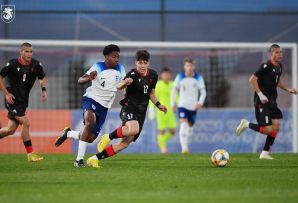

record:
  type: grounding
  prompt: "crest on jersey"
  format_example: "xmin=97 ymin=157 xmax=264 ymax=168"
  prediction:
xmin=115 ymin=75 xmax=119 ymax=82
xmin=263 ymin=64 xmax=267 ymax=68
xmin=1 ymin=5 xmax=15 ymax=23
xmin=17 ymin=67 xmax=20 ymax=71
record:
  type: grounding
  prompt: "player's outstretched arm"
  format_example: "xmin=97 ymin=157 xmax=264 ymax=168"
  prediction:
xmin=78 ymin=71 xmax=97 ymax=85
xmin=195 ymin=78 xmax=207 ymax=110
xmin=150 ymin=89 xmax=167 ymax=113
xmin=39 ymin=78 xmax=47 ymax=102
xmin=249 ymin=74 xmax=269 ymax=104
xmin=116 ymin=78 xmax=133 ymax=90
xmin=278 ymin=80 xmax=297 ymax=94
xmin=0 ymin=75 xmax=15 ymax=104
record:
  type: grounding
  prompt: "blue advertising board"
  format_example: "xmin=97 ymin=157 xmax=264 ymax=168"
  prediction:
xmin=71 ymin=108 xmax=292 ymax=154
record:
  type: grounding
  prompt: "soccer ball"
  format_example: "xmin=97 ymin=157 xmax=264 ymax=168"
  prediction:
xmin=211 ymin=149 xmax=229 ymax=167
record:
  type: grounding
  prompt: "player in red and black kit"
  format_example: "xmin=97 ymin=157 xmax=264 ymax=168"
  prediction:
xmin=86 ymin=50 xmax=167 ymax=168
xmin=236 ymin=44 xmax=297 ymax=159
xmin=0 ymin=42 xmax=47 ymax=162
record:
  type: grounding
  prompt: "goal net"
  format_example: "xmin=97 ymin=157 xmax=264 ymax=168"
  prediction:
xmin=0 ymin=39 xmax=297 ymax=154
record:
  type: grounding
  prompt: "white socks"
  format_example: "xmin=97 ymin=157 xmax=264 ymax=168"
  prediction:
xmin=187 ymin=126 xmax=193 ymax=145
xmin=179 ymin=122 xmax=189 ymax=152
xmin=67 ymin=130 xmax=80 ymax=140
xmin=76 ymin=140 xmax=88 ymax=161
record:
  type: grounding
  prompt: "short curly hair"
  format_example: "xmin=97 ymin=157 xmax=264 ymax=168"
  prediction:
xmin=103 ymin=44 xmax=120 ymax=56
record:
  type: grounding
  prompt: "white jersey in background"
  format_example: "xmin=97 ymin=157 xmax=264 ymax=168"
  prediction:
xmin=171 ymin=72 xmax=207 ymax=111
xmin=84 ymin=61 xmax=126 ymax=108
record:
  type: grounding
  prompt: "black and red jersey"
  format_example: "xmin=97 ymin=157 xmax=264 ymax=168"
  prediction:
xmin=120 ymin=68 xmax=158 ymax=114
xmin=0 ymin=57 xmax=45 ymax=107
xmin=253 ymin=60 xmax=282 ymax=107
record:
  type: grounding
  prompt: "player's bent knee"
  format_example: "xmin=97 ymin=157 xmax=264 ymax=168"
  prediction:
xmin=129 ymin=128 xmax=139 ymax=136
xmin=264 ymin=126 xmax=274 ymax=135
xmin=87 ymin=137 xmax=96 ymax=143
xmin=85 ymin=122 xmax=95 ymax=131
xmin=127 ymin=124 xmax=139 ymax=136
xmin=23 ymin=122 xmax=30 ymax=128
xmin=273 ymin=125 xmax=280 ymax=133
xmin=6 ymin=128 xmax=16 ymax=135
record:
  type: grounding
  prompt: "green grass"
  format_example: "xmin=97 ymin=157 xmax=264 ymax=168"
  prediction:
xmin=0 ymin=154 xmax=298 ymax=203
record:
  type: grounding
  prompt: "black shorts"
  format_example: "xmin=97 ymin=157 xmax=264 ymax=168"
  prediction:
xmin=255 ymin=104 xmax=283 ymax=126
xmin=120 ymin=105 xmax=146 ymax=142
xmin=5 ymin=102 xmax=26 ymax=123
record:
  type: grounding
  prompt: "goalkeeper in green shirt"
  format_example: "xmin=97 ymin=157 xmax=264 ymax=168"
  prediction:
xmin=149 ymin=68 xmax=177 ymax=153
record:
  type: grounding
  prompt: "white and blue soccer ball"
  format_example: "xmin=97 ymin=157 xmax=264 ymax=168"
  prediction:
xmin=211 ymin=149 xmax=230 ymax=167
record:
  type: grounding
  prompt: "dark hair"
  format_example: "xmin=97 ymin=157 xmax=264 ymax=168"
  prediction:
xmin=20 ymin=42 xmax=32 ymax=49
xmin=160 ymin=67 xmax=171 ymax=74
xmin=135 ymin=50 xmax=150 ymax=61
xmin=103 ymin=44 xmax=120 ymax=56
xmin=269 ymin=44 xmax=280 ymax=53
xmin=184 ymin=57 xmax=195 ymax=64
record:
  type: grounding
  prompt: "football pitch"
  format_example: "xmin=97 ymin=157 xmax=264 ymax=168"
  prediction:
xmin=0 ymin=154 xmax=297 ymax=203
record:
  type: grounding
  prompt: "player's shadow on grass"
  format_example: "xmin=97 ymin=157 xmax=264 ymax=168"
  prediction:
xmin=107 ymin=158 xmax=166 ymax=162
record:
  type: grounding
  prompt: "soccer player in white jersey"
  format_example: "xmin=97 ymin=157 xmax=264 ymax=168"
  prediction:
xmin=171 ymin=57 xmax=207 ymax=154
xmin=55 ymin=44 xmax=128 ymax=167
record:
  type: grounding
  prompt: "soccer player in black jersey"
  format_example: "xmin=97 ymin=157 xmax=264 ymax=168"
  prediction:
xmin=0 ymin=42 xmax=47 ymax=162
xmin=236 ymin=44 xmax=297 ymax=159
xmin=86 ymin=50 xmax=167 ymax=168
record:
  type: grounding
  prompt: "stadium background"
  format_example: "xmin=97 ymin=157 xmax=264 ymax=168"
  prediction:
xmin=0 ymin=0 xmax=298 ymax=154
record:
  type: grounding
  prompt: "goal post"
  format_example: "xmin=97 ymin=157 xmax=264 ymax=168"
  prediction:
xmin=0 ymin=39 xmax=297 ymax=153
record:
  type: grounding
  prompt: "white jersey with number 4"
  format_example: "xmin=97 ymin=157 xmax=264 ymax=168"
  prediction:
xmin=171 ymin=72 xmax=207 ymax=111
xmin=84 ymin=61 xmax=126 ymax=108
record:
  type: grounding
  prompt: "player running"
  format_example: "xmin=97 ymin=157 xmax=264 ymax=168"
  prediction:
xmin=54 ymin=44 xmax=127 ymax=167
xmin=171 ymin=57 xmax=207 ymax=154
xmin=0 ymin=42 xmax=47 ymax=162
xmin=236 ymin=44 xmax=297 ymax=159
xmin=148 ymin=67 xmax=176 ymax=153
xmin=86 ymin=50 xmax=167 ymax=168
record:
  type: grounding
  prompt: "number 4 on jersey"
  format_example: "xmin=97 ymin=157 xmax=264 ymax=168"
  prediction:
xmin=101 ymin=80 xmax=105 ymax=87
